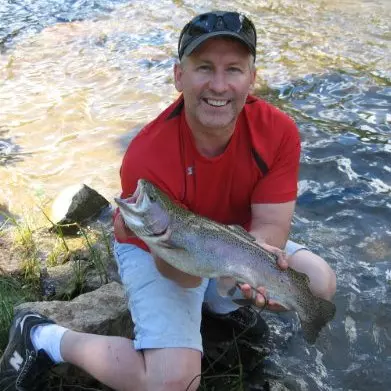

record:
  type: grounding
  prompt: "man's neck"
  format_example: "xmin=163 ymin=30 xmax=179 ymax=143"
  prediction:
xmin=187 ymin=119 xmax=236 ymax=158
xmin=193 ymin=132 xmax=233 ymax=158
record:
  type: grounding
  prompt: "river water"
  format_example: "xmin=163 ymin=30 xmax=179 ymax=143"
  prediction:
xmin=0 ymin=1 xmax=390 ymax=390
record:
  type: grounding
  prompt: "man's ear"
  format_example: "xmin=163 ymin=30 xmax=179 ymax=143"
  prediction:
xmin=174 ymin=62 xmax=183 ymax=92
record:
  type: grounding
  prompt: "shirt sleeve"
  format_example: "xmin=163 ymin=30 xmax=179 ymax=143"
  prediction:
xmin=119 ymin=139 xmax=172 ymax=200
xmin=251 ymin=116 xmax=301 ymax=204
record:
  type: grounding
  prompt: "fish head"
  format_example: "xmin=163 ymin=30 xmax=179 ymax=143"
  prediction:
xmin=114 ymin=179 xmax=171 ymax=239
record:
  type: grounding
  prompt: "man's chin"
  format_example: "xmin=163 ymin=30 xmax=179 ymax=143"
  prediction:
xmin=198 ymin=115 xmax=236 ymax=131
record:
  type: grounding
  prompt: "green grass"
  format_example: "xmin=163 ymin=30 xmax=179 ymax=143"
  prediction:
xmin=0 ymin=274 xmax=37 ymax=355
xmin=0 ymin=209 xmax=113 ymax=355
xmin=77 ymin=224 xmax=109 ymax=285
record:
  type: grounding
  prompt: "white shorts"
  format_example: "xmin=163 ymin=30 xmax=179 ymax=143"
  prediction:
xmin=113 ymin=240 xmax=307 ymax=352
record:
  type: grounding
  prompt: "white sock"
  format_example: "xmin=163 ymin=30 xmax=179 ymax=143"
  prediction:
xmin=31 ymin=324 xmax=69 ymax=364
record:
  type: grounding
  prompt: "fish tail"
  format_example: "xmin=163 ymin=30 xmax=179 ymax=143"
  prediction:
xmin=299 ymin=296 xmax=336 ymax=344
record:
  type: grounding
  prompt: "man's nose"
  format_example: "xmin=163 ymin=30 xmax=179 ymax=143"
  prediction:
xmin=208 ymin=71 xmax=228 ymax=93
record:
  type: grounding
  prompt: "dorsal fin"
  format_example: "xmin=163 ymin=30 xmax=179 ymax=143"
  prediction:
xmin=228 ymin=225 xmax=256 ymax=242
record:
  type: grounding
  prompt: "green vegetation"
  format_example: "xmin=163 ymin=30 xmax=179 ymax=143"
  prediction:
xmin=0 ymin=273 xmax=36 ymax=356
xmin=0 ymin=210 xmax=113 ymax=355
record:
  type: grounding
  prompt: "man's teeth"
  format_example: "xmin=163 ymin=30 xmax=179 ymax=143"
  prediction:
xmin=206 ymin=99 xmax=228 ymax=107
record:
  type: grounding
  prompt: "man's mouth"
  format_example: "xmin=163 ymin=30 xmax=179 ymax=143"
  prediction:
xmin=203 ymin=98 xmax=230 ymax=107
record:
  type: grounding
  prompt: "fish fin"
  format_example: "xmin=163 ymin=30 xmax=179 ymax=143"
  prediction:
xmin=228 ymin=225 xmax=256 ymax=241
xmin=287 ymin=268 xmax=336 ymax=344
xmin=216 ymin=277 xmax=237 ymax=297
xmin=300 ymin=297 xmax=336 ymax=344
xmin=159 ymin=242 xmax=176 ymax=249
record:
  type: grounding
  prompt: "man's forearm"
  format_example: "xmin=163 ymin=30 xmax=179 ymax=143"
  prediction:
xmin=250 ymin=201 xmax=295 ymax=249
xmin=249 ymin=224 xmax=289 ymax=249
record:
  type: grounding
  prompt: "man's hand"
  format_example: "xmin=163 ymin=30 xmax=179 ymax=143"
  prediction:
xmin=239 ymin=241 xmax=289 ymax=312
xmin=113 ymin=213 xmax=135 ymax=241
xmin=257 ymin=241 xmax=289 ymax=269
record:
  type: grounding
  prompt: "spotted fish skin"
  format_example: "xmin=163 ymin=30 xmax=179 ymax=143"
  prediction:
xmin=115 ymin=179 xmax=336 ymax=343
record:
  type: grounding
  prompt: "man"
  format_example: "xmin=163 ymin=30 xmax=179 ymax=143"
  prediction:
xmin=0 ymin=11 xmax=336 ymax=391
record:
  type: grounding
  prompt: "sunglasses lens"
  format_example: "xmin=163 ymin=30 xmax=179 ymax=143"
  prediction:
xmin=188 ymin=14 xmax=217 ymax=36
xmin=222 ymin=13 xmax=242 ymax=33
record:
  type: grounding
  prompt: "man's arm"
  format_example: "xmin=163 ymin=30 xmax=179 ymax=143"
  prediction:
xmin=249 ymin=201 xmax=296 ymax=249
xmin=240 ymin=200 xmax=336 ymax=308
xmin=239 ymin=200 xmax=296 ymax=311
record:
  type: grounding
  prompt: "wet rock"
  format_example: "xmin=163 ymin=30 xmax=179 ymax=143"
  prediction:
xmin=16 ymin=281 xmax=133 ymax=336
xmin=51 ymin=184 xmax=110 ymax=234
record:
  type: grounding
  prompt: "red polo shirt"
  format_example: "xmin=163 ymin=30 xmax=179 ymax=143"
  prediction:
xmin=116 ymin=94 xmax=301 ymax=251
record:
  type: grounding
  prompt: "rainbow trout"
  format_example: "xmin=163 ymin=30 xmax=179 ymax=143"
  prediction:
xmin=115 ymin=179 xmax=336 ymax=343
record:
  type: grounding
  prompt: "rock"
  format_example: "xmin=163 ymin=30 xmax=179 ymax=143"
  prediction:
xmin=51 ymin=184 xmax=111 ymax=234
xmin=15 ymin=281 xmax=133 ymax=336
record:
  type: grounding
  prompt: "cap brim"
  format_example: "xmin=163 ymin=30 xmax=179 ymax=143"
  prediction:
xmin=183 ymin=31 xmax=255 ymax=58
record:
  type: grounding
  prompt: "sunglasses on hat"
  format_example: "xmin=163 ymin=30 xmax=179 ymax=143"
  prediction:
xmin=178 ymin=11 xmax=257 ymax=60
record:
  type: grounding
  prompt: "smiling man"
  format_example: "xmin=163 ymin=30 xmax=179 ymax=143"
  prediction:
xmin=0 ymin=11 xmax=336 ymax=391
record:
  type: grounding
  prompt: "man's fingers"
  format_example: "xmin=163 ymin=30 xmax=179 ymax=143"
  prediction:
xmin=277 ymin=253 xmax=289 ymax=269
xmin=259 ymin=243 xmax=289 ymax=269
xmin=239 ymin=283 xmax=252 ymax=298
xmin=255 ymin=292 xmax=267 ymax=307
xmin=237 ymin=283 xmax=287 ymax=311
xmin=271 ymin=248 xmax=288 ymax=269
xmin=113 ymin=213 xmax=134 ymax=241
xmin=239 ymin=284 xmax=268 ymax=307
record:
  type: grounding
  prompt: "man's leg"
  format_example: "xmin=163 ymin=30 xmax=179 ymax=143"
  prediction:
xmin=0 ymin=242 xmax=208 ymax=391
xmin=63 ymin=241 xmax=208 ymax=391
xmin=60 ymin=332 xmax=201 ymax=391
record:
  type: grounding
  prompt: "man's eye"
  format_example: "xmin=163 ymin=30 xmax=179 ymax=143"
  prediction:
xmin=228 ymin=67 xmax=242 ymax=73
xmin=198 ymin=65 xmax=211 ymax=71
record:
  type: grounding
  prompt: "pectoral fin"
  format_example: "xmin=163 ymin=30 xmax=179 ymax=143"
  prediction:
xmin=232 ymin=298 xmax=255 ymax=306
xmin=216 ymin=277 xmax=238 ymax=297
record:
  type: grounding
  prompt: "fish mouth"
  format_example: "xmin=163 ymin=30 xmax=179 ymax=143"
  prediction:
xmin=115 ymin=179 xmax=169 ymax=236
xmin=123 ymin=179 xmax=148 ymax=214
xmin=130 ymin=180 xmax=144 ymax=211
xmin=114 ymin=180 xmax=148 ymax=221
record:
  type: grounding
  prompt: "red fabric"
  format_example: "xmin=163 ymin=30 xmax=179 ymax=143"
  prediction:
xmin=115 ymin=94 xmax=300 ymax=250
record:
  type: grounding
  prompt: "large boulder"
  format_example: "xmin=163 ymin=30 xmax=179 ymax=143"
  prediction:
xmin=51 ymin=184 xmax=111 ymax=233
xmin=15 ymin=281 xmax=132 ymax=336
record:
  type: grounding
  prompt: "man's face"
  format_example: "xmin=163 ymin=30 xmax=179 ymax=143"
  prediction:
xmin=174 ymin=37 xmax=256 ymax=133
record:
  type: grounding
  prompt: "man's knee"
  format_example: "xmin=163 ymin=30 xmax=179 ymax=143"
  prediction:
xmin=144 ymin=348 xmax=201 ymax=391
xmin=144 ymin=368 xmax=200 ymax=391
xmin=150 ymin=371 xmax=200 ymax=391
